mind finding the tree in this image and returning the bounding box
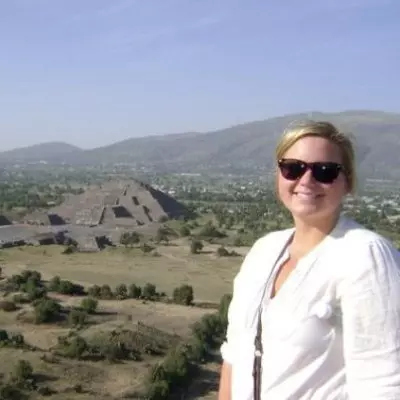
[143,283,157,300]
[173,285,194,306]
[128,284,142,299]
[115,283,128,299]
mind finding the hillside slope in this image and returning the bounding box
[1,111,399,179]
[82,110,400,179]
[0,142,82,162]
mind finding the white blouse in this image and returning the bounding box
[220,215,400,399]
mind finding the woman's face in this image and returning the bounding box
[277,136,349,224]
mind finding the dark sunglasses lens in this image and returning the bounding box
[312,163,340,183]
[279,161,306,180]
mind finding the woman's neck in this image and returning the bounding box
[289,214,340,260]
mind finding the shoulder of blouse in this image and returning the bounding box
[334,216,400,292]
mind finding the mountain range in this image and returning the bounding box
[2,110,400,180]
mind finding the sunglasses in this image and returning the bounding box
[278,158,343,184]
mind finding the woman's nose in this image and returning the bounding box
[298,168,316,184]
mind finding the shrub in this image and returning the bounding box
[23,278,47,301]
[190,240,203,254]
[0,330,24,349]
[158,215,169,223]
[68,309,88,327]
[7,275,24,291]
[64,336,87,359]
[185,337,208,363]
[57,280,85,296]
[37,386,53,396]
[12,294,30,304]
[100,342,127,362]
[11,333,25,347]
[128,284,142,299]
[88,284,101,298]
[141,243,155,254]
[216,246,230,257]
[8,274,23,285]
[0,300,17,312]
[21,270,41,284]
[147,380,170,400]
[114,283,128,300]
[48,276,61,291]
[198,222,226,238]
[179,225,191,237]
[34,298,62,324]
[162,348,191,388]
[100,284,113,300]
[0,383,24,399]
[142,283,157,300]
[57,280,74,294]
[73,384,83,393]
[233,236,244,246]
[80,297,98,314]
[12,359,33,383]
[0,329,9,342]
[148,363,167,384]
[192,313,225,347]
[62,245,77,254]
[172,285,194,306]
[218,294,232,325]
[120,231,140,246]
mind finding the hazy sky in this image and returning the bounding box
[1,0,399,151]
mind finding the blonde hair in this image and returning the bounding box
[275,120,356,193]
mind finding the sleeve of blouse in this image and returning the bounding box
[220,237,264,364]
[340,237,400,399]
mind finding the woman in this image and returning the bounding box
[218,121,400,399]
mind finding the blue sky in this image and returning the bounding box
[0,0,399,150]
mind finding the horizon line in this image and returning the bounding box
[1,108,398,153]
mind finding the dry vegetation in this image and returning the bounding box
[0,240,245,302]
[0,238,245,399]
